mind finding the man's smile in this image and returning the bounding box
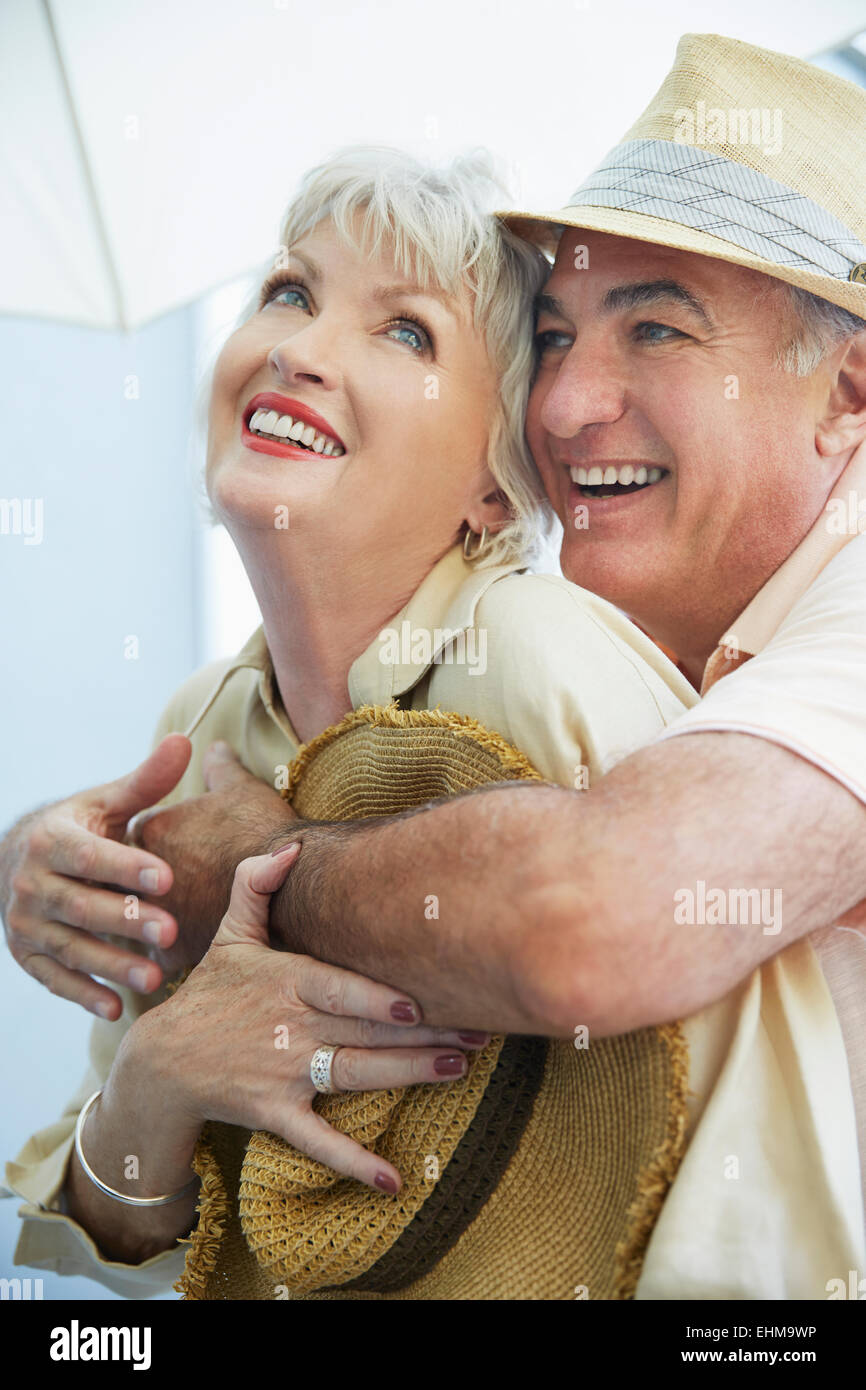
[567,461,670,499]
[552,452,672,513]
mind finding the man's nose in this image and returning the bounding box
[539,338,627,438]
[267,318,343,390]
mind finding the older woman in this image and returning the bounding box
[3,146,696,1297]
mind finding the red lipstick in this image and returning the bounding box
[241,391,345,459]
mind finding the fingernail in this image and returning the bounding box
[142,920,166,945]
[94,1001,115,1020]
[128,966,151,991]
[458,1031,489,1046]
[390,1001,417,1024]
[434,1054,466,1077]
[271,841,300,858]
[139,868,160,892]
[374,1171,399,1194]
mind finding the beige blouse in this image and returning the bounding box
[3,541,861,1298]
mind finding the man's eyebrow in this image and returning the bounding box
[602,279,714,329]
[535,292,571,321]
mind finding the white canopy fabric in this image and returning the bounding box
[2,0,864,331]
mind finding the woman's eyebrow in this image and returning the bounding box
[371,282,457,309]
[286,249,321,280]
[279,255,457,312]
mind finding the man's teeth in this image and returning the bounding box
[249,408,344,456]
[569,464,663,488]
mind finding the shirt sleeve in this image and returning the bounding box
[2,983,186,1297]
[655,533,866,805]
[1,686,196,1298]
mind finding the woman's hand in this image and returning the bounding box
[0,736,193,1020]
[133,844,488,1192]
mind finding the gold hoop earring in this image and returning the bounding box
[463,525,489,560]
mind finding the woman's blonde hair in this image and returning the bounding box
[197,145,556,568]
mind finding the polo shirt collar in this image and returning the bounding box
[702,439,866,693]
[185,624,299,743]
[348,541,528,706]
[192,542,528,739]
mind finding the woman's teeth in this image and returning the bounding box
[249,408,344,456]
[569,463,665,498]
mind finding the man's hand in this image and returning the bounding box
[0,735,192,1019]
[133,740,300,975]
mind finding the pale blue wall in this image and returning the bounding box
[0,307,202,1299]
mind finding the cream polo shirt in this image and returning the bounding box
[3,542,696,1298]
[637,442,866,1300]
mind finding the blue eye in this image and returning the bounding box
[258,272,312,311]
[384,322,426,352]
[534,329,573,355]
[271,285,309,309]
[635,321,684,342]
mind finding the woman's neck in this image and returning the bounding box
[238,535,443,745]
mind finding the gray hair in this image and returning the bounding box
[773,282,866,377]
[200,146,555,569]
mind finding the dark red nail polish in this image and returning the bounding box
[390,1001,417,1023]
[458,1031,488,1045]
[374,1171,399,1194]
[434,1054,466,1076]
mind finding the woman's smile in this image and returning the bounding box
[207,213,503,562]
[242,390,346,459]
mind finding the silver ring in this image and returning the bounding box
[310,1045,341,1094]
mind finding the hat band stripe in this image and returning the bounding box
[567,139,866,282]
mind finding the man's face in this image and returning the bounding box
[526,231,837,664]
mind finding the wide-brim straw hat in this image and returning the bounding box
[175,704,688,1300]
[499,32,866,318]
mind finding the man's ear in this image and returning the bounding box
[815,331,866,457]
[464,466,513,535]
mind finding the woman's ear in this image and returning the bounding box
[815,332,866,458]
[464,466,513,535]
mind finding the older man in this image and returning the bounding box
[220,33,866,1294]
[4,33,866,1297]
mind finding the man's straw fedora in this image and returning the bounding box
[500,32,866,317]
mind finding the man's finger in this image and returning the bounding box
[33,922,165,994]
[25,876,177,947]
[96,734,192,827]
[21,950,125,1021]
[202,740,255,793]
[47,824,174,896]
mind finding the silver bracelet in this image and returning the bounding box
[73,1090,200,1207]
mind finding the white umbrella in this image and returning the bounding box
[3,0,865,331]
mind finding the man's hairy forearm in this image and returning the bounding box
[265,734,866,1039]
[267,782,580,1035]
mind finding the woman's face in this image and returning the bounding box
[207,215,502,578]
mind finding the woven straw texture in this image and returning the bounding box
[501,32,866,317]
[175,704,688,1300]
